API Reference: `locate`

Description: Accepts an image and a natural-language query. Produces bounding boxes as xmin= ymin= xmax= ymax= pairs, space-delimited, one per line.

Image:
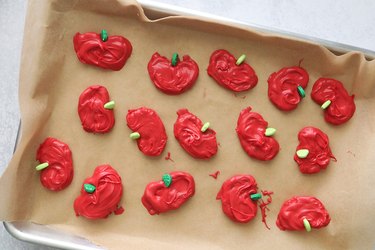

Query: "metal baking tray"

xmin=4 ymin=0 xmax=375 ymax=249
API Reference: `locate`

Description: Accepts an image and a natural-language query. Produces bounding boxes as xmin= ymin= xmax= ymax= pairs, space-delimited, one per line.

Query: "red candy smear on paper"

xmin=209 ymin=170 xmax=220 ymax=179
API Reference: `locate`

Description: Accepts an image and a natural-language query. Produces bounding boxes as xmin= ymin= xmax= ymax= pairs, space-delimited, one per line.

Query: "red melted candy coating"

xmin=236 ymin=107 xmax=279 ymax=161
xmin=73 ymin=32 xmax=132 ymax=71
xmin=36 ymin=137 xmax=74 ymax=191
xmin=174 ymin=109 xmax=218 ymax=159
xmin=74 ymin=165 xmax=123 ymax=219
xmin=276 ymin=196 xmax=331 ymax=231
xmin=78 ymin=85 xmax=115 ymax=134
xmin=147 ymin=52 xmax=199 ymax=95
xmin=207 ymin=49 xmax=258 ymax=92
xmin=126 ymin=107 xmax=167 ymax=156
xmin=294 ymin=127 xmax=336 ymax=174
xmin=142 ymin=171 xmax=195 ymax=215
xmin=216 ymin=175 xmax=258 ymax=223
xmin=268 ymin=66 xmax=309 ymax=111
xmin=311 ymin=78 xmax=356 ymax=125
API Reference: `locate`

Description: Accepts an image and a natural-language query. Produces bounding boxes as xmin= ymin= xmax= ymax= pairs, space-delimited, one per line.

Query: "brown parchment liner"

xmin=1 ymin=0 xmax=375 ymax=249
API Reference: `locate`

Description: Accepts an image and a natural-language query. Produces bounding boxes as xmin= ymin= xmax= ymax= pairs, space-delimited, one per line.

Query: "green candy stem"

xmin=303 ymin=218 xmax=312 ymax=232
xmin=201 ymin=122 xmax=210 ymax=132
xmin=265 ymin=127 xmax=276 ymax=137
xmin=35 ymin=162 xmax=49 ymax=171
xmin=104 ymin=100 xmax=115 ymax=109
xmin=321 ymin=100 xmax=332 ymax=110
xmin=84 ymin=183 xmax=96 ymax=194
xmin=296 ymin=149 xmax=309 ymax=159
xmin=162 ymin=173 xmax=172 ymax=187
xmin=101 ymin=29 xmax=108 ymax=42
xmin=236 ymin=54 xmax=246 ymax=65
xmin=250 ymin=193 xmax=262 ymax=201
xmin=297 ymin=85 xmax=306 ymax=98
xmin=171 ymin=53 xmax=179 ymax=66
xmin=130 ymin=132 xmax=140 ymax=140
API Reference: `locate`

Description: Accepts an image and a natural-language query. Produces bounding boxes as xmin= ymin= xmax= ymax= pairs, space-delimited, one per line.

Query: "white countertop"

xmin=0 ymin=0 xmax=374 ymax=249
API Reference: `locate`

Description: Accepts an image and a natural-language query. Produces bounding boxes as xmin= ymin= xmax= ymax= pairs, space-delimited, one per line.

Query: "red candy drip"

xmin=174 ymin=109 xmax=218 ymax=159
xmin=207 ymin=49 xmax=258 ymax=92
xmin=259 ymin=190 xmax=274 ymax=230
xmin=311 ymin=78 xmax=356 ymax=125
xmin=165 ymin=152 xmax=174 ymax=162
xmin=147 ymin=52 xmax=199 ymax=95
xmin=236 ymin=106 xmax=280 ymax=161
xmin=209 ymin=170 xmax=220 ymax=179
xmin=141 ymin=171 xmax=195 ymax=215
xmin=78 ymin=85 xmax=115 ymax=134
xmin=216 ymin=175 xmax=258 ymax=223
xmin=73 ymin=32 xmax=132 ymax=71
xmin=294 ymin=127 xmax=336 ymax=174
xmin=74 ymin=165 xmax=123 ymax=220
xmin=276 ymin=196 xmax=331 ymax=231
xmin=126 ymin=107 xmax=167 ymax=156
xmin=267 ymin=66 xmax=309 ymax=111
xmin=36 ymin=137 xmax=74 ymax=191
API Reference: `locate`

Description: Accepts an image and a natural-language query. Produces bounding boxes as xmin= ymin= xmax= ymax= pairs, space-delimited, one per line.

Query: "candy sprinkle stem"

xmin=321 ymin=100 xmax=332 ymax=110
xmin=35 ymin=162 xmax=49 ymax=171
xmin=130 ymin=132 xmax=140 ymax=140
xmin=297 ymin=86 xmax=305 ymax=98
xmin=201 ymin=122 xmax=210 ymax=132
xmin=265 ymin=127 xmax=276 ymax=137
xmin=84 ymin=183 xmax=96 ymax=194
xmin=162 ymin=173 xmax=172 ymax=187
xmin=101 ymin=29 xmax=108 ymax=42
xmin=171 ymin=53 xmax=179 ymax=66
xmin=104 ymin=101 xmax=115 ymax=109
xmin=296 ymin=149 xmax=309 ymax=159
xmin=250 ymin=193 xmax=262 ymax=201
xmin=303 ymin=218 xmax=312 ymax=232
xmin=236 ymin=54 xmax=246 ymax=65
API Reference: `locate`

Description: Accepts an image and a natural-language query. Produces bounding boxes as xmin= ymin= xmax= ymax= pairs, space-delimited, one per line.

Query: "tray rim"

xmin=4 ymin=0 xmax=375 ymax=249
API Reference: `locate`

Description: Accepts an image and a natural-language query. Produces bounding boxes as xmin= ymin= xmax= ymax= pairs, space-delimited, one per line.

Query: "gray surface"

xmin=0 ymin=0 xmax=374 ymax=249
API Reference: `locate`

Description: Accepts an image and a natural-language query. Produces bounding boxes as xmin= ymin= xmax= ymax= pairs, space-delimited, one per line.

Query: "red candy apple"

xmin=294 ymin=127 xmax=336 ymax=174
xmin=73 ymin=30 xmax=132 ymax=71
xmin=311 ymin=78 xmax=356 ymax=125
xmin=142 ymin=171 xmax=195 ymax=215
xmin=236 ymin=106 xmax=279 ymax=161
xmin=36 ymin=137 xmax=74 ymax=191
xmin=78 ymin=85 xmax=115 ymax=134
xmin=207 ymin=49 xmax=258 ymax=92
xmin=147 ymin=52 xmax=199 ymax=95
xmin=174 ymin=109 xmax=218 ymax=159
xmin=276 ymin=196 xmax=331 ymax=231
xmin=74 ymin=165 xmax=123 ymax=220
xmin=268 ymin=66 xmax=309 ymax=111
xmin=126 ymin=107 xmax=167 ymax=156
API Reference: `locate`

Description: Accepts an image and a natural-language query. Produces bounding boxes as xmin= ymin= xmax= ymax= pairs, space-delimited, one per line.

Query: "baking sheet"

xmin=1 ymin=0 xmax=375 ymax=249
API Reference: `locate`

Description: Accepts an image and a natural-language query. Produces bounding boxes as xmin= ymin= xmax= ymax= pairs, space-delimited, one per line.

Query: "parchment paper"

xmin=1 ymin=0 xmax=375 ymax=249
